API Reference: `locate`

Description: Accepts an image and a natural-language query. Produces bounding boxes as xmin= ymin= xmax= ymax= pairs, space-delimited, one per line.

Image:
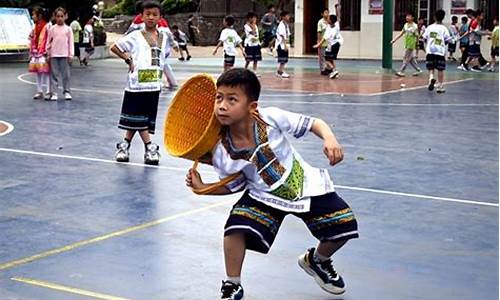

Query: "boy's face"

xmin=250 ymin=16 xmax=257 ymax=24
xmin=283 ymin=14 xmax=290 ymax=22
xmin=406 ymin=15 xmax=413 ymax=22
xmin=32 ymin=12 xmax=39 ymax=22
xmin=142 ymin=7 xmax=160 ymax=29
xmin=322 ymin=10 xmax=329 ymax=19
xmin=215 ymin=85 xmax=257 ymax=126
xmin=494 ymin=19 xmax=498 ymax=26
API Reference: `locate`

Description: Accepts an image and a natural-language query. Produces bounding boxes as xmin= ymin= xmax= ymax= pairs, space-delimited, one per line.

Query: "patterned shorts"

xmin=224 ymin=53 xmax=236 ymax=66
xmin=224 ymin=191 xmax=359 ymax=254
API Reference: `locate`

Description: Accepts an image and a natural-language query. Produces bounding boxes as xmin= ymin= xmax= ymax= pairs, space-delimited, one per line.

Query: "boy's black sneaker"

xmin=220 ymin=281 xmax=244 ymax=300
xmin=178 ymin=57 xmax=185 ymax=61
xmin=298 ymin=248 xmax=346 ymax=295
xmin=428 ymin=78 xmax=436 ymax=91
xmin=186 ymin=55 xmax=191 ymax=61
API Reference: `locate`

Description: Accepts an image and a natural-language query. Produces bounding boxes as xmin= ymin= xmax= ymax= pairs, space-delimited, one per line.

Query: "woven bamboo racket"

xmin=163 ymin=74 xmax=241 ymax=194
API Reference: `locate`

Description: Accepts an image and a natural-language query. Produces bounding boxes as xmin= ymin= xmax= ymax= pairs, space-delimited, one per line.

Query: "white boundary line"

xmin=0 ymin=147 xmax=497 ymax=208
xmin=0 ymin=120 xmax=14 ymax=136
xmin=17 ymin=73 xmax=488 ymax=103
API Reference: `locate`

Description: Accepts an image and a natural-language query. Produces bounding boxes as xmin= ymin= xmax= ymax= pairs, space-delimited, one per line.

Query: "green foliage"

xmin=102 ymin=0 xmax=135 ymax=18
xmin=161 ymin=0 xmax=198 ymax=15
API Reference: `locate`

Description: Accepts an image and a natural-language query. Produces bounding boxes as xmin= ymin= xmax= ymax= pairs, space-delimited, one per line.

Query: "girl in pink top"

xmin=46 ymin=7 xmax=74 ymax=101
xmin=28 ymin=7 xmax=50 ymax=100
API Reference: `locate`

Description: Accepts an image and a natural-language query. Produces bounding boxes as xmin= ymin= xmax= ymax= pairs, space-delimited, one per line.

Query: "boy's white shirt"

xmin=82 ymin=24 xmax=93 ymax=43
xmin=324 ymin=23 xmax=344 ymax=49
xmin=219 ymin=27 xmax=242 ymax=56
xmin=276 ymin=21 xmax=290 ymax=50
xmin=174 ymin=30 xmax=188 ymax=45
xmin=244 ymin=23 xmax=260 ymax=46
xmin=115 ymin=29 xmax=168 ymax=92
xmin=211 ymin=107 xmax=336 ymax=213
xmin=422 ymin=23 xmax=451 ymax=57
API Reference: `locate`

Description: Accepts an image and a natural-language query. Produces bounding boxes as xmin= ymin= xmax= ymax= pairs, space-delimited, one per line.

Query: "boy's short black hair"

xmin=225 ymin=15 xmax=235 ymax=26
xmin=451 ymin=16 xmax=458 ymax=21
xmin=466 ymin=8 xmax=474 ymax=16
xmin=475 ymin=9 xmax=483 ymax=17
xmin=216 ymin=68 xmax=261 ymax=102
xmin=172 ymin=24 xmax=179 ymax=30
xmin=280 ymin=10 xmax=290 ymax=18
xmin=461 ymin=16 xmax=468 ymax=23
xmin=267 ymin=4 xmax=275 ymax=11
xmin=246 ymin=12 xmax=256 ymax=20
xmin=141 ymin=0 xmax=161 ymax=13
xmin=434 ymin=9 xmax=445 ymax=22
xmin=406 ymin=12 xmax=414 ymax=17
xmin=329 ymin=14 xmax=337 ymax=24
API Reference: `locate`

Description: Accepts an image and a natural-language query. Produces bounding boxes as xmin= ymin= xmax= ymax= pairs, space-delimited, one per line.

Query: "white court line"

xmin=17 ymin=73 xmax=494 ymax=106
xmin=0 ymin=146 xmax=497 ymax=208
xmin=0 ymin=120 xmax=14 ymax=136
xmin=365 ymin=78 xmax=474 ymax=96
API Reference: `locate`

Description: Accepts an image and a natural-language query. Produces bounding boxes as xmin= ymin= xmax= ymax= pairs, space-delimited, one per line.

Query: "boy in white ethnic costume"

xmin=186 ymin=68 xmax=359 ymax=300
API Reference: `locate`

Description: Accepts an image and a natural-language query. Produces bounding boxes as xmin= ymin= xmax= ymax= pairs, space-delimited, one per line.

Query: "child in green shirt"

xmin=391 ymin=13 xmax=422 ymax=77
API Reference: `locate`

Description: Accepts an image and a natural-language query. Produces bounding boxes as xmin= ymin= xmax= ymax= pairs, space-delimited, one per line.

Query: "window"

xmin=339 ymin=0 xmax=361 ymax=31
xmin=394 ymin=0 xmax=419 ymax=30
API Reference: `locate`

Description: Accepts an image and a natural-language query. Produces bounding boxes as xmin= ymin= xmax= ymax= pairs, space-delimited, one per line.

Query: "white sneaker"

xmin=436 ymin=84 xmax=446 ymax=94
xmin=395 ymin=71 xmax=405 ymax=77
xmin=280 ymin=72 xmax=290 ymax=78
xmin=457 ymin=64 xmax=465 ymax=70
xmin=329 ymin=70 xmax=339 ymax=79
xmin=412 ymin=70 xmax=423 ymax=76
xmin=64 ymin=92 xmax=72 ymax=100
xmin=49 ymin=93 xmax=58 ymax=101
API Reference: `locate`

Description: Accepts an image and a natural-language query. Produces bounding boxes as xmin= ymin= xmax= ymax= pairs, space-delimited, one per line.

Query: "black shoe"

xmin=220 ymin=281 xmax=244 ymax=300
xmin=320 ymin=70 xmax=331 ymax=75
xmin=428 ymin=78 xmax=436 ymax=91
xmin=298 ymin=248 xmax=345 ymax=295
xmin=186 ymin=55 xmax=191 ymax=61
xmin=178 ymin=57 xmax=185 ymax=61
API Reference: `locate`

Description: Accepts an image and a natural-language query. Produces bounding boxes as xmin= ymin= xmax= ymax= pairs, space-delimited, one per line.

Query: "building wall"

xmin=295 ymin=0 xmax=492 ymax=60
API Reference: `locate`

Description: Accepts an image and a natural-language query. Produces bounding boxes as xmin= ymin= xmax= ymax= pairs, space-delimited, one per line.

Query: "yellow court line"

xmin=11 ymin=277 xmax=132 ymax=300
xmin=0 ymin=200 xmax=232 ymax=271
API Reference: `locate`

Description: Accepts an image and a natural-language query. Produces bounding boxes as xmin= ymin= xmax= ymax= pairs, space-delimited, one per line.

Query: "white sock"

xmin=226 ymin=276 xmax=241 ymax=284
xmin=313 ymin=248 xmax=330 ymax=263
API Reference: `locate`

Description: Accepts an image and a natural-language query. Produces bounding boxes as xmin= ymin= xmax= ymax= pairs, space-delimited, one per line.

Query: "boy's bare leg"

xmin=253 ymin=61 xmax=258 ymax=72
xmin=438 ymin=70 xmax=444 ymax=84
xmin=224 ymin=233 xmax=246 ymax=277
xmin=124 ymin=130 xmax=135 ymax=141
xmin=245 ymin=60 xmax=250 ymax=69
xmin=138 ymin=130 xmax=151 ymax=144
xmin=316 ymin=240 xmax=347 ymax=257
xmin=277 ymin=63 xmax=285 ymax=73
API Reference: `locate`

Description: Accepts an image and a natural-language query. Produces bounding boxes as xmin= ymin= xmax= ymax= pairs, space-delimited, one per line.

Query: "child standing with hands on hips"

xmin=111 ymin=0 xmax=168 ymax=165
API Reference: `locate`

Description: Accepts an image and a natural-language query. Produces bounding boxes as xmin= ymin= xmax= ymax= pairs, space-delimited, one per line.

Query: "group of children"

xmin=29 ymin=7 xmax=97 ymax=101
xmin=213 ymin=11 xmax=293 ymax=78
xmin=110 ymin=3 xmax=358 ymax=300
xmin=391 ymin=9 xmax=498 ymax=94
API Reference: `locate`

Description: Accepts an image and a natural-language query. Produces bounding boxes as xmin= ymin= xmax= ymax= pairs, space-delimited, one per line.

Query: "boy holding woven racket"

xmin=110 ymin=0 xmax=166 ymax=164
xmin=186 ymin=68 xmax=358 ymax=300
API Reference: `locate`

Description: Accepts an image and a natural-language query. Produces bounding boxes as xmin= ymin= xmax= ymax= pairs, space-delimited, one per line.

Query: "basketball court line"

xmin=0 ymin=198 xmax=234 ymax=271
xmin=0 ymin=147 xmax=496 ymax=208
xmin=11 ymin=277 xmax=131 ymax=300
xmin=17 ymin=74 xmax=490 ymax=105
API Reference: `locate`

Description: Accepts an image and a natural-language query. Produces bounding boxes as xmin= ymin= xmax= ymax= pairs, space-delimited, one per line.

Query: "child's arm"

xmin=238 ymin=43 xmax=246 ymax=57
xmin=212 ymin=40 xmax=223 ymax=55
xmin=111 ymin=44 xmax=134 ymax=73
xmin=186 ymin=168 xmax=236 ymax=195
xmin=313 ymin=37 xmax=326 ymax=48
xmin=310 ymin=118 xmax=344 ymax=166
xmin=391 ymin=30 xmax=404 ymax=44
